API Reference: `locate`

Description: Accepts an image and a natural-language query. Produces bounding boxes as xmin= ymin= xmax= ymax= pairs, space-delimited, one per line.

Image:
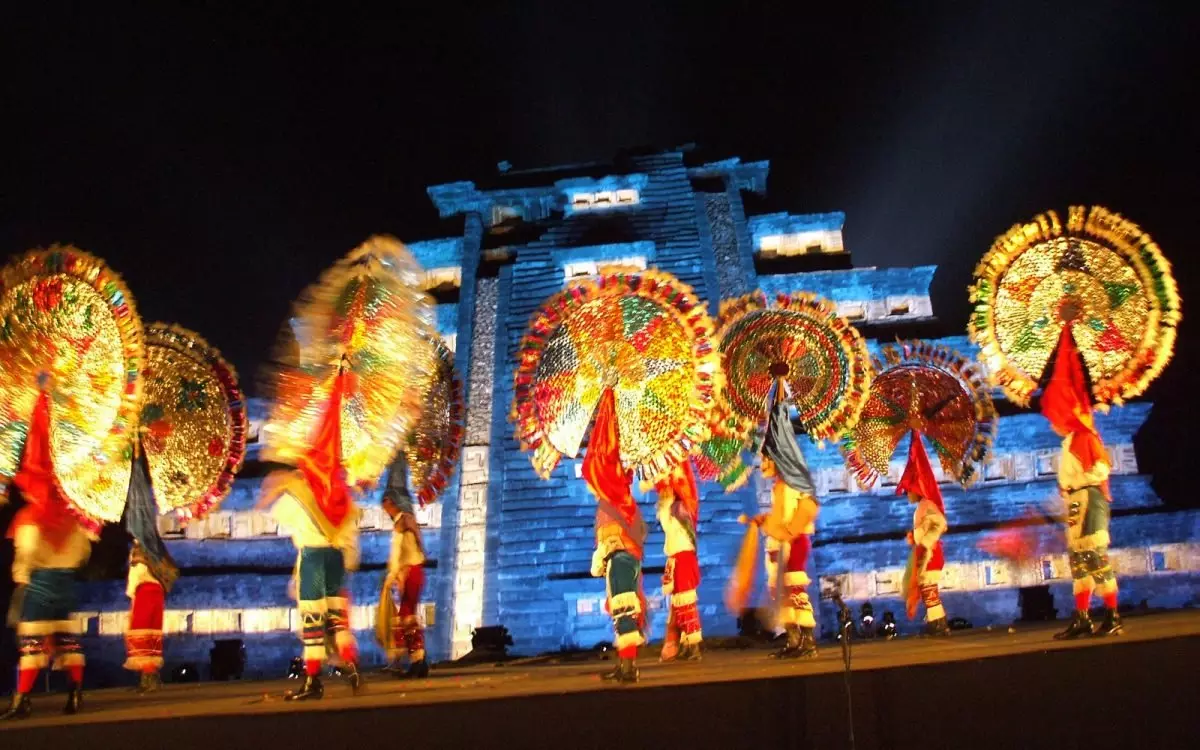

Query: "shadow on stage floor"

xmin=2 ymin=610 xmax=1196 ymax=749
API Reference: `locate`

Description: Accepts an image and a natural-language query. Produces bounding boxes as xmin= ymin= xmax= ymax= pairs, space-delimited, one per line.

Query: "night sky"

xmin=3 ymin=2 xmax=1197 ymax=504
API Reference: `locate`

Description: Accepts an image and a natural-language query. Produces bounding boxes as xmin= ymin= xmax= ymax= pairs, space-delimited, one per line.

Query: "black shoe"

xmin=923 ymin=618 xmax=951 ymax=637
xmin=404 ymin=659 xmax=429 ymax=679
xmin=137 ymin=672 xmax=162 ymax=694
xmin=1053 ymin=611 xmax=1094 ymax=640
xmin=1093 ymin=609 xmax=1123 ymax=637
xmin=797 ymin=627 xmax=819 ymax=658
xmin=63 ymin=687 xmax=83 ymax=715
xmin=285 ymin=675 xmax=324 ymax=701
xmin=771 ymin=626 xmax=803 ymax=659
xmin=601 ymin=658 xmax=639 ymax=684
xmin=1 ymin=694 xmax=31 ymax=721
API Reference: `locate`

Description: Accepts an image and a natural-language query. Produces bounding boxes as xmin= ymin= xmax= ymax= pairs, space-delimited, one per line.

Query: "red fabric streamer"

xmin=296 ymin=369 xmax=352 ymax=528
xmin=8 ymin=391 xmax=77 ymax=550
xmin=655 ymin=460 xmax=699 ymax=528
xmin=1040 ymin=327 xmax=1108 ymax=474
xmin=582 ymin=389 xmax=643 ymax=558
xmin=896 ymin=432 xmax=945 ymax=513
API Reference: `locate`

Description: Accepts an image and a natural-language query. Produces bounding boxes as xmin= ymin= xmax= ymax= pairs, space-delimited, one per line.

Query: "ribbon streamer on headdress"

xmin=125 ymin=450 xmax=180 ymax=592
xmin=583 ymin=389 xmax=647 ymax=558
xmin=1040 ymin=327 xmax=1109 ymax=479
xmin=7 ymin=390 xmax=79 ymax=550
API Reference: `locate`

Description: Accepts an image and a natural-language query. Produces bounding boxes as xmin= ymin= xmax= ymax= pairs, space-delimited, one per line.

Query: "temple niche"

xmin=68 ymin=147 xmax=1199 ymax=682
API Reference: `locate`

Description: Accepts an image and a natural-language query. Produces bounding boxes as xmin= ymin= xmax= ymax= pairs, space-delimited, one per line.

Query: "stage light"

xmin=172 ymin=663 xmax=199 ymax=683
xmin=881 ymin=611 xmax=898 ymax=639
xmin=860 ymin=601 xmax=876 ymax=637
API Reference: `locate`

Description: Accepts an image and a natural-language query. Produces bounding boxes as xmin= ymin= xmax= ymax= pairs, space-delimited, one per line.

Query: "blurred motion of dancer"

xmin=755 ymin=384 xmax=820 ymax=659
xmin=1042 ymin=330 xmax=1121 ymax=640
xmin=3 ymin=391 xmax=93 ymax=720
xmin=123 ymin=452 xmax=179 ymax=693
xmin=261 ymin=366 xmax=363 ymax=701
xmin=898 ymin=437 xmax=951 ymax=636
xmin=655 ymin=461 xmax=702 ymax=662
xmin=382 ymin=452 xmax=429 ymax=679
xmin=586 ymin=389 xmax=648 ymax=684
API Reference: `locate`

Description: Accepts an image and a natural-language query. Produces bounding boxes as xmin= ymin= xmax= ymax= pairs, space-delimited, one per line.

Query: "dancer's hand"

xmin=590 ymin=547 xmax=607 ymax=578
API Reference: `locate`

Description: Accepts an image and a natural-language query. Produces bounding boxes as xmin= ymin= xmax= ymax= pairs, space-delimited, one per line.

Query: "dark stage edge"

xmin=3 ymin=610 xmax=1197 ymax=749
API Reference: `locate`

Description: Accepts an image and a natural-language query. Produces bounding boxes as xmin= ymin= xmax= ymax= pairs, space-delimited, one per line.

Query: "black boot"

xmin=404 ymin=659 xmax=429 ymax=679
xmin=772 ymin=625 xmax=802 ymax=658
xmin=1053 ymin=611 xmax=1094 ymax=640
xmin=1094 ymin=609 xmax=1123 ymax=637
xmin=63 ymin=686 xmax=83 ymax=715
xmin=601 ymin=658 xmax=639 ymax=684
xmin=797 ymin=627 xmax=819 ymax=658
xmin=1 ymin=694 xmax=31 ymax=721
xmin=137 ymin=672 xmax=162 ymax=694
xmin=924 ymin=618 xmax=951 ymax=637
xmin=342 ymin=662 xmax=363 ymax=694
xmin=285 ymin=675 xmax=324 ymax=701
xmin=678 ymin=642 xmax=702 ymax=662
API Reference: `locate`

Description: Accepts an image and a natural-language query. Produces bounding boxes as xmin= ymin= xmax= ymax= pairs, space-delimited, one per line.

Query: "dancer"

xmin=1044 ymin=330 xmax=1120 ymax=639
xmin=587 ymin=389 xmax=648 ymax=684
xmin=382 ymin=452 xmax=429 ymax=678
xmin=123 ymin=452 xmax=180 ymax=692
xmin=655 ymin=461 xmax=702 ymax=662
xmin=755 ymin=386 xmax=820 ymax=658
xmin=262 ymin=365 xmax=363 ymax=700
xmin=2 ymin=390 xmax=93 ymax=720
xmin=898 ymin=438 xmax=950 ymax=636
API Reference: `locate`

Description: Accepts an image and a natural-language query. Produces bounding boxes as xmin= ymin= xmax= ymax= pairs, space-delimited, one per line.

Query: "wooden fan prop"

xmin=842 ymin=340 xmax=997 ymax=490
xmin=512 ymin=269 xmax=722 ymax=483
xmin=716 ymin=291 xmax=872 ymax=464
xmin=0 ymin=247 xmax=145 ymax=530
xmin=262 ymin=235 xmax=438 ymax=487
xmin=139 ymin=323 xmax=247 ymax=519
xmin=402 ymin=337 xmax=464 ymax=506
xmin=969 ymin=206 xmax=1181 ymax=407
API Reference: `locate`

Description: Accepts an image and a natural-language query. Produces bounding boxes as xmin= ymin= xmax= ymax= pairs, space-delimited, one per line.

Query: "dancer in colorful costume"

xmin=655 ymin=460 xmax=702 ymax=662
xmin=755 ymin=389 xmax=820 ymax=658
xmin=968 ymin=206 xmax=1181 ymax=640
xmin=3 ymin=390 xmax=93 ymax=719
xmin=123 ymin=453 xmax=180 ymax=692
xmin=1044 ymin=329 xmax=1119 ymax=639
xmin=511 ymin=268 xmax=722 ymax=684
xmin=1 ymin=248 xmax=147 ymax=718
xmin=841 ymin=339 xmax=996 ymax=636
xmin=382 ymin=452 xmax=429 ymax=678
xmin=898 ymin=439 xmax=950 ymax=635
xmin=119 ymin=322 xmax=245 ymax=691
xmin=587 ymin=389 xmax=649 ymax=683
xmin=263 ymin=364 xmax=363 ymax=701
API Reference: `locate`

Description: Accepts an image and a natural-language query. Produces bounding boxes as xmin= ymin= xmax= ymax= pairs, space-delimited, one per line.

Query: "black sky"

xmin=2 ymin=1 xmax=1197 ymax=503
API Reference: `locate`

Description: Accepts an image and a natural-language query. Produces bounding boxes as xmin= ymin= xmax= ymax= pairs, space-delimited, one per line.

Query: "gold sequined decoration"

xmin=404 ymin=337 xmax=464 ymax=506
xmin=511 ymin=269 xmax=723 ymax=484
xmin=717 ymin=291 xmax=872 ymax=445
xmin=0 ymin=247 xmax=144 ymax=530
xmin=262 ymin=236 xmax=437 ymax=487
xmin=142 ymin=323 xmax=247 ymax=520
xmin=969 ymin=206 xmax=1181 ymax=406
xmin=841 ymin=340 xmax=997 ymax=490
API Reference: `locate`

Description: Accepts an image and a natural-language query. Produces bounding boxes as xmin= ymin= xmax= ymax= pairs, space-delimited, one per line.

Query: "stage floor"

xmin=3 ymin=608 xmax=1198 ymax=735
